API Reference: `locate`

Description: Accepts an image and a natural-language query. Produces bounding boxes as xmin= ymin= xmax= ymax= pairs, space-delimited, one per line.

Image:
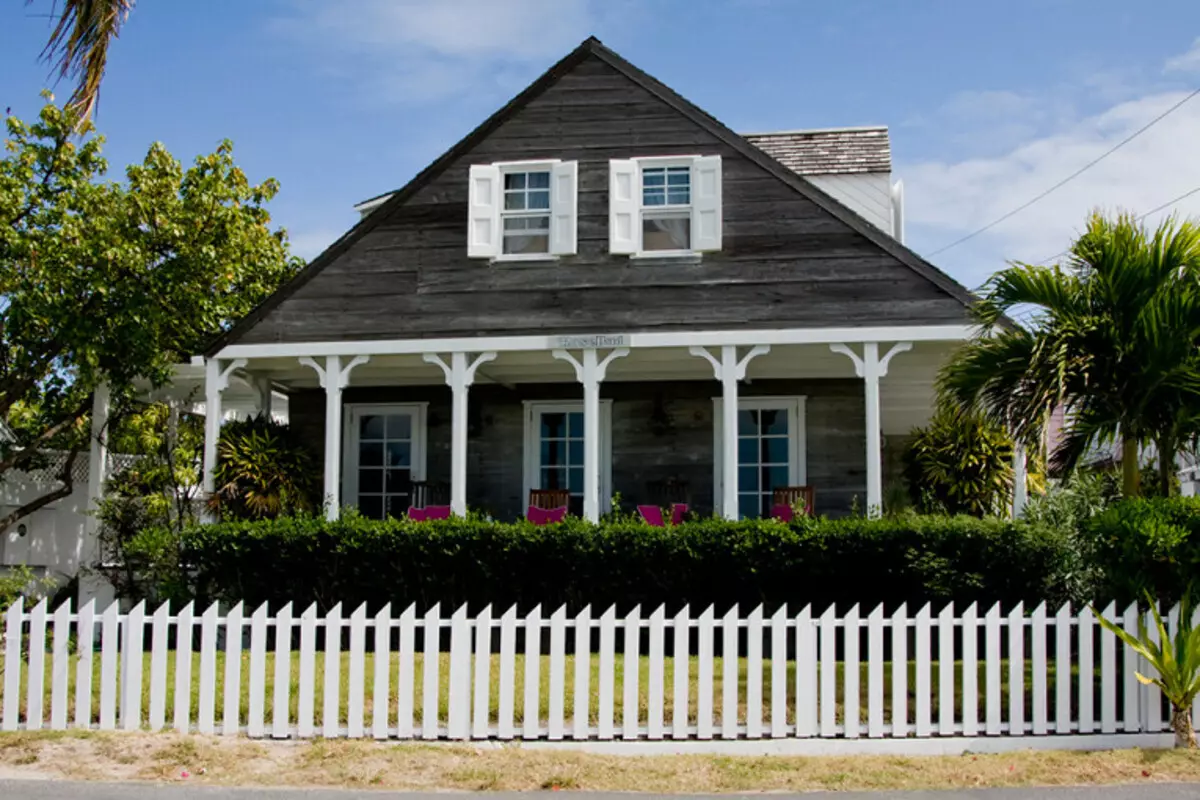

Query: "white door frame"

xmin=712 ymin=395 xmax=807 ymax=517
xmin=342 ymin=402 xmax=429 ymax=513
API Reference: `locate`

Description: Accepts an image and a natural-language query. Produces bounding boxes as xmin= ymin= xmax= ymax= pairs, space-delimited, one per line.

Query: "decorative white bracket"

xmin=552 ymin=347 xmax=630 ymax=384
xmin=829 ymin=342 xmax=912 ymax=379
xmin=688 ymin=344 xmax=770 ymax=380
xmin=214 ymin=358 xmax=248 ymax=391
xmin=423 ymin=351 xmax=498 ymax=389
xmin=300 ymin=354 xmax=370 ymax=390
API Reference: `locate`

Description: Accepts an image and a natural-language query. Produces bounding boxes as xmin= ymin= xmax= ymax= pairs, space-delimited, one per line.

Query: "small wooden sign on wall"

xmin=552 ymin=334 xmax=629 ymax=349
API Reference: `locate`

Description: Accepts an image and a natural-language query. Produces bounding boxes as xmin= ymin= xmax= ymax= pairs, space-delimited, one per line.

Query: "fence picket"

xmin=247 ymin=602 xmax=267 ymax=737
xmin=672 ymin=605 xmax=690 ymax=740
xmin=819 ymin=604 xmax=837 ymax=738
xmin=844 ymin=604 xmax=861 ymax=739
xmin=1 ymin=597 xmax=21 ymax=731
xmin=271 ymin=602 xmax=293 ymax=739
xmin=915 ymin=604 xmax=932 ymax=737
xmin=374 ymin=604 xmax=393 ymax=740
xmin=562 ymin=607 xmax=586 ymax=740
xmin=50 ymin=601 xmax=71 ymax=730
xmin=174 ymin=602 xmax=196 ymax=734
xmin=722 ymin=605 xmax=739 ymax=740
xmin=148 ymin=602 xmax=169 ymax=732
xmin=1121 ymin=602 xmax=1139 ymax=732
xmin=222 ymin=602 xmax=243 ymax=736
xmin=597 ymin=605 xmax=617 ymax=739
xmin=75 ymin=599 xmax=95 ymax=730
xmin=322 ymin=603 xmax=343 ymax=738
xmin=474 ymin=605 xmax=494 ymax=740
xmin=1078 ymin=605 xmax=1094 ymax=734
xmin=298 ymin=603 xmax=317 ymax=738
xmin=796 ymin=605 xmax=817 ymax=738
xmin=696 ymin=606 xmax=714 ymax=740
xmin=1100 ymin=602 xmax=1116 ymax=734
xmin=99 ymin=600 xmax=119 ymax=731
xmin=348 ymin=603 xmax=367 ymax=738
xmin=120 ymin=601 xmax=146 ymax=732
xmin=1055 ymin=602 xmax=1072 ymax=735
xmin=26 ymin=598 xmax=47 ymax=730
xmin=647 ymin=605 xmax=666 ymax=740
xmin=962 ymin=603 xmax=979 ymax=737
xmin=197 ymin=602 xmax=219 ymax=735
xmin=867 ymin=604 xmax=884 ymax=738
xmin=397 ymin=604 xmax=415 ymax=739
xmin=937 ymin=602 xmax=954 ymax=737
xmin=890 ymin=604 xmax=907 ymax=739
xmin=624 ymin=605 xmax=642 ymax=740
xmin=1144 ymin=607 xmax=1163 ymax=732
xmin=1008 ymin=602 xmax=1025 ymax=737
xmin=497 ymin=605 xmax=517 ymax=740
xmin=985 ymin=603 xmax=1002 ymax=736
xmin=1031 ymin=602 xmax=1048 ymax=735
xmin=448 ymin=604 xmax=471 ymax=740
xmin=771 ymin=605 xmax=788 ymax=739
xmin=745 ymin=605 xmax=763 ymax=739
xmin=523 ymin=604 xmax=542 ymax=740
xmin=548 ymin=605 xmax=568 ymax=740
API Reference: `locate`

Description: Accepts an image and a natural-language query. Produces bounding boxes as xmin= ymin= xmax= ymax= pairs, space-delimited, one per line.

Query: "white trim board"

xmin=215 ymin=325 xmax=975 ymax=360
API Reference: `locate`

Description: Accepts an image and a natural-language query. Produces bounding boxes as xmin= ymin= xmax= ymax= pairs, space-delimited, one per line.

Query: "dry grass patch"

xmin=1 ymin=731 xmax=1199 ymax=792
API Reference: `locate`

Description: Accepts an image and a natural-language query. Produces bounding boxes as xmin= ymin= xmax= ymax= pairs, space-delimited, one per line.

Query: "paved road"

xmin=2 ymin=780 xmax=1199 ymax=799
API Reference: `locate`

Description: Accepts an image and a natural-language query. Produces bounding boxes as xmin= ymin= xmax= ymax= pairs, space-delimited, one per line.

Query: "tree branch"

xmin=0 ymin=446 xmax=81 ymax=532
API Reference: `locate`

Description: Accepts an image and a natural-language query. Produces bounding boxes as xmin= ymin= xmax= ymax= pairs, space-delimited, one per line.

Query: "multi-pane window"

xmin=737 ymin=408 xmax=791 ymax=519
xmin=641 ymin=165 xmax=692 ymax=251
xmin=353 ymin=409 xmax=418 ymax=520
xmin=502 ymin=170 xmax=551 ymax=255
xmin=537 ymin=410 xmax=584 ymax=516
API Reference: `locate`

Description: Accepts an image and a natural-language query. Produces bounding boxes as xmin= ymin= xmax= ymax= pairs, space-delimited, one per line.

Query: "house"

xmin=201 ymin=37 xmax=979 ymax=522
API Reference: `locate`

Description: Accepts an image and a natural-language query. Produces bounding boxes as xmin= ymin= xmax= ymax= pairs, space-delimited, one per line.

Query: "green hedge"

xmin=170 ymin=513 xmax=1082 ymax=613
xmin=1083 ymin=496 xmax=1200 ymax=605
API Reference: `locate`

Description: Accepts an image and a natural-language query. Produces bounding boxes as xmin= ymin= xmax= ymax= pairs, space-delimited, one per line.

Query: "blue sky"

xmin=2 ymin=0 xmax=1199 ymax=289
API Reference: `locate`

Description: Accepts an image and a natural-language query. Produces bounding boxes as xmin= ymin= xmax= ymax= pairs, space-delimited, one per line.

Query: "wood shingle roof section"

xmin=744 ymin=126 xmax=892 ymax=176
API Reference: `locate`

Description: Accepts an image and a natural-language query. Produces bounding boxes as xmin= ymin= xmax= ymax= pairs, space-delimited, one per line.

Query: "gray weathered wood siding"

xmin=239 ymin=54 xmax=970 ymax=345
xmin=290 ymin=379 xmax=870 ymax=519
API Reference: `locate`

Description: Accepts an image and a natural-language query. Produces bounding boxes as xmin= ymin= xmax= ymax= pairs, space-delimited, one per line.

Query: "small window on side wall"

xmin=468 ymin=161 xmax=577 ymax=260
xmin=609 ymin=155 xmax=722 ymax=256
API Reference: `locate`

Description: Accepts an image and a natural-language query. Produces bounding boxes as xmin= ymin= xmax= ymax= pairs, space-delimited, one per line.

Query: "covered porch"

xmin=201 ymin=326 xmax=975 ymax=522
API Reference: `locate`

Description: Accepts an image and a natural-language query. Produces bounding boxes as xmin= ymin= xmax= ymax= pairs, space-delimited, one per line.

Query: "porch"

xmin=200 ymin=327 xmax=975 ymax=521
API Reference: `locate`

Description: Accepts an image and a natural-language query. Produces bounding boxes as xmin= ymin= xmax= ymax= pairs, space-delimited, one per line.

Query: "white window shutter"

xmin=609 ymin=159 xmax=639 ymax=254
xmin=467 ymin=164 xmax=500 ymax=258
xmin=692 ymin=155 xmax=723 ymax=252
xmin=549 ymin=161 xmax=578 ymax=256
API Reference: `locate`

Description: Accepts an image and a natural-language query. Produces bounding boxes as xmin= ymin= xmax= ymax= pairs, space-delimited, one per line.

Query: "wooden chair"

xmin=410 ymin=481 xmax=449 ymax=508
xmin=646 ymin=477 xmax=690 ymax=507
xmin=529 ymin=488 xmax=571 ymax=510
xmin=773 ymin=485 xmax=815 ymax=517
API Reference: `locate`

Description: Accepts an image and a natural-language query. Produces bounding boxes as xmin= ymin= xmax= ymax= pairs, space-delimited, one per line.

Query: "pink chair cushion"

xmin=407 ymin=507 xmax=427 ymax=521
xmin=424 ymin=505 xmax=451 ymax=520
xmin=638 ymin=505 xmax=666 ymax=527
xmin=547 ymin=506 xmax=568 ymax=524
xmin=670 ymin=504 xmax=689 ymax=525
xmin=771 ymin=503 xmax=794 ymax=522
xmin=526 ymin=506 xmax=549 ymax=525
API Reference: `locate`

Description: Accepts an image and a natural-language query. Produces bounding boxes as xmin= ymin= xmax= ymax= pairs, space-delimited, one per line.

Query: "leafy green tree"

xmin=0 ymin=98 xmax=302 ymax=530
xmin=940 ymin=212 xmax=1200 ymax=498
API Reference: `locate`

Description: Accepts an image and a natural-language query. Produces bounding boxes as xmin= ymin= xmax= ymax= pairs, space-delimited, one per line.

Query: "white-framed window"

xmin=343 ymin=403 xmax=428 ymax=520
xmin=713 ymin=396 xmax=807 ymax=519
xmin=468 ymin=160 xmax=578 ymax=260
xmin=609 ymin=155 xmax=722 ymax=256
xmin=522 ymin=400 xmax=613 ymax=517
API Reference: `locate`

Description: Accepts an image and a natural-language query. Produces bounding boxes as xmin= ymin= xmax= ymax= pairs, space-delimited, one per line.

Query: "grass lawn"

xmin=1 ymin=649 xmax=1090 ymax=731
xmin=0 ymin=730 xmax=1197 ymax=792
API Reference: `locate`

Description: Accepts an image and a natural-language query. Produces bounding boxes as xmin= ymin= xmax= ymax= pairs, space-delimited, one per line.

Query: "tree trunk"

xmin=1159 ymin=437 xmax=1175 ymax=498
xmin=1122 ymin=435 xmax=1141 ymax=497
xmin=1172 ymin=704 xmax=1196 ymax=748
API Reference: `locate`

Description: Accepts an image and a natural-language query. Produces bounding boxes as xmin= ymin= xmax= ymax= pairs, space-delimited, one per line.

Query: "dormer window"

xmin=468 ymin=160 xmax=577 ymax=260
xmin=609 ymin=155 xmax=722 ymax=256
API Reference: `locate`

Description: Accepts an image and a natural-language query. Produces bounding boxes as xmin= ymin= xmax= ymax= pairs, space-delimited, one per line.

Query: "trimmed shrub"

xmin=1083 ymin=496 xmax=1200 ymax=606
xmin=167 ymin=513 xmax=1082 ymax=613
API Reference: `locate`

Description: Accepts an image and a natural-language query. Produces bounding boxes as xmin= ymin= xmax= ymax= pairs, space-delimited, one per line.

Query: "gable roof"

xmin=744 ymin=127 xmax=892 ymax=176
xmin=209 ymin=37 xmax=977 ymax=356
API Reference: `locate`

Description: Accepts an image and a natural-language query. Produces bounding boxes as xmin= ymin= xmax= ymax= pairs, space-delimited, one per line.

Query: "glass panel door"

xmin=355 ymin=410 xmax=415 ymax=519
xmin=534 ymin=407 xmax=585 ymax=516
xmin=737 ymin=406 xmax=791 ymax=519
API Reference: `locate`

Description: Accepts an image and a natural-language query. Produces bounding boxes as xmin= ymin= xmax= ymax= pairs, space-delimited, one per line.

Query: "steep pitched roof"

xmin=209 ymin=37 xmax=976 ymax=355
xmin=744 ymin=127 xmax=892 ymax=175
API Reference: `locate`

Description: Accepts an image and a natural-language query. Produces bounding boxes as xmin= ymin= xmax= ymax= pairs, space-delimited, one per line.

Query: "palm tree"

xmin=36 ymin=0 xmax=134 ymax=122
xmin=940 ymin=212 xmax=1200 ymax=497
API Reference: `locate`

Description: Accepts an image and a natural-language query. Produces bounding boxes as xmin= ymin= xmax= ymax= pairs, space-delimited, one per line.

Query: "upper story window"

xmin=467 ymin=160 xmax=577 ymax=260
xmin=609 ymin=155 xmax=722 ymax=256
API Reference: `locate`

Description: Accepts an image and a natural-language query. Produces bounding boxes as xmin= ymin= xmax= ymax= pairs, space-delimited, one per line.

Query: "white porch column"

xmin=301 ymin=355 xmax=370 ymax=521
xmin=1012 ymin=442 xmax=1028 ymax=517
xmin=202 ymin=357 xmax=247 ymax=495
xmin=423 ymin=351 xmax=498 ymax=516
xmin=256 ymin=377 xmax=274 ymax=420
xmin=552 ymin=347 xmax=629 ymax=522
xmin=85 ymin=383 xmax=110 ymax=520
xmin=830 ymin=341 xmax=912 ymax=518
xmin=690 ymin=345 xmax=770 ymax=519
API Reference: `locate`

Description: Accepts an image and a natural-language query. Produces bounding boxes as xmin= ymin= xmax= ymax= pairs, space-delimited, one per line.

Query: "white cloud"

xmin=1166 ymin=37 xmax=1200 ymax=74
xmin=902 ymin=43 xmax=1200 ymax=290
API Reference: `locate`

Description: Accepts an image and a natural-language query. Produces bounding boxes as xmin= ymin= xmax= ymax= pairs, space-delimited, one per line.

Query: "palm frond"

xmin=37 ymin=0 xmax=134 ymax=122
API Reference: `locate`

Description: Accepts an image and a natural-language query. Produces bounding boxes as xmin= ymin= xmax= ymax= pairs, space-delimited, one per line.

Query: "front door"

xmin=344 ymin=404 xmax=427 ymax=519
xmin=524 ymin=401 xmax=612 ymax=517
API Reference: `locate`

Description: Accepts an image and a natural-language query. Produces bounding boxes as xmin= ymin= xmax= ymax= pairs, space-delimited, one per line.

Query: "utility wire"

xmin=927 ymin=87 xmax=1200 ymax=258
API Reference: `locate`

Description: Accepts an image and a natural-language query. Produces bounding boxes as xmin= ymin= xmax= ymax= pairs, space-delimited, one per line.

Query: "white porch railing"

xmin=0 ymin=598 xmax=1191 ymax=749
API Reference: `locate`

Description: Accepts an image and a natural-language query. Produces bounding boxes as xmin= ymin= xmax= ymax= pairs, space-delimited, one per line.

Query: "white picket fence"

xmin=0 ymin=598 xmax=1192 ymax=748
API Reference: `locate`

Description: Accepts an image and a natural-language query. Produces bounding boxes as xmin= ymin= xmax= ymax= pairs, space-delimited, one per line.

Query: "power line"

xmin=927 ymin=87 xmax=1200 ymax=258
